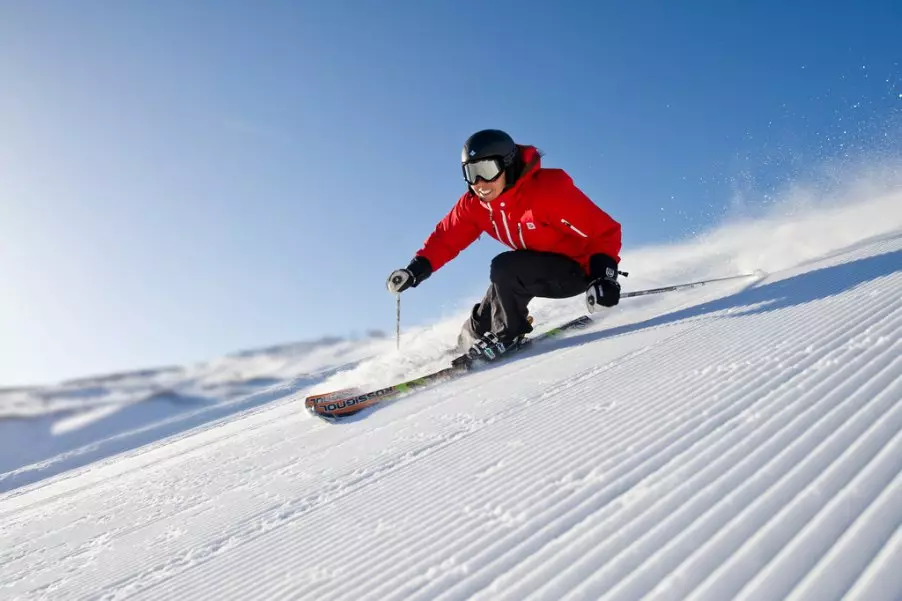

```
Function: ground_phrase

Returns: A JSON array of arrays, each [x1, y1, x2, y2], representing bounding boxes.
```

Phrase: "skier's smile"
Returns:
[[472, 171, 506, 203]]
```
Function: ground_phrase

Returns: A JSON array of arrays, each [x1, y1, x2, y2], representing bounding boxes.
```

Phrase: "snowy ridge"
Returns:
[[0, 334, 390, 491], [1, 184, 901, 599]]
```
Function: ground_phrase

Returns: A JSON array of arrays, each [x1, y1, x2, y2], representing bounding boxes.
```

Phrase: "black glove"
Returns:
[[585, 254, 620, 312], [386, 256, 433, 294]]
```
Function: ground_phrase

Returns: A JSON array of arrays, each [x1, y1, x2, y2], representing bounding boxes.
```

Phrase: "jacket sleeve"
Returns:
[[541, 169, 622, 263], [415, 194, 483, 272]]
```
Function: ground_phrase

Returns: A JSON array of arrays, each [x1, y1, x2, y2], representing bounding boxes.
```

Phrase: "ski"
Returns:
[[304, 364, 467, 421], [304, 315, 593, 421], [305, 271, 764, 421]]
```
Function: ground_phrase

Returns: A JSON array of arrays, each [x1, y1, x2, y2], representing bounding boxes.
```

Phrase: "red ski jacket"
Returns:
[[416, 146, 622, 276]]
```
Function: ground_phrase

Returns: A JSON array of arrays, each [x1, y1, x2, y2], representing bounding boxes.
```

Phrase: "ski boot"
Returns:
[[467, 331, 527, 362], [452, 317, 534, 368]]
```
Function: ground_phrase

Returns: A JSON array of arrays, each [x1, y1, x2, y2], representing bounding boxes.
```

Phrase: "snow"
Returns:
[[1, 179, 901, 599], [0, 336, 390, 491]]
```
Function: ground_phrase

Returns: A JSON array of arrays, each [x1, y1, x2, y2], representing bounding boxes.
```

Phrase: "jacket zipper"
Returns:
[[483, 201, 526, 250], [484, 204, 504, 244], [561, 218, 588, 238], [500, 210, 519, 249], [492, 220, 503, 243]]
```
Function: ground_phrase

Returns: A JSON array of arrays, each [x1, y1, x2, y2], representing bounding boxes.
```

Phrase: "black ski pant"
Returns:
[[460, 250, 589, 348]]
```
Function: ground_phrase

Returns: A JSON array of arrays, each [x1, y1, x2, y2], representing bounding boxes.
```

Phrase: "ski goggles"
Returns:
[[462, 158, 504, 185]]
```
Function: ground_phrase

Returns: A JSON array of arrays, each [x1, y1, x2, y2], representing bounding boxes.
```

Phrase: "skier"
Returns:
[[387, 129, 622, 361]]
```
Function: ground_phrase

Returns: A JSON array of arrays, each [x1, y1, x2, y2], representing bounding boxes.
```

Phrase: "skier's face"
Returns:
[[471, 171, 506, 203]]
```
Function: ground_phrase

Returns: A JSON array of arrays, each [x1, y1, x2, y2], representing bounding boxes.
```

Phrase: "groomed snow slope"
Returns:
[[1, 188, 901, 600]]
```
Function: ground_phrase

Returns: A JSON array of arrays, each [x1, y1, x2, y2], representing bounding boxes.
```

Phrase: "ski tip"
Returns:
[[305, 400, 363, 422], [304, 387, 360, 404], [304, 387, 361, 418]]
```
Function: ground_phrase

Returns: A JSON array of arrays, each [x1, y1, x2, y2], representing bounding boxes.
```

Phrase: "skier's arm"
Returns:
[[542, 170, 622, 266], [414, 197, 482, 272]]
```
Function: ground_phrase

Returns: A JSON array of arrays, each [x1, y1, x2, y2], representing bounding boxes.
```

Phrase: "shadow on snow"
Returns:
[[544, 244, 902, 357]]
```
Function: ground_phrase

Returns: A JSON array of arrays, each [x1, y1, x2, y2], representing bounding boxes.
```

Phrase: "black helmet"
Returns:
[[461, 129, 522, 186], [461, 129, 516, 165]]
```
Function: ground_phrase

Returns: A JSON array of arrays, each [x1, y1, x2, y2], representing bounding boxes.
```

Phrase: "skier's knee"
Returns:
[[489, 251, 520, 284]]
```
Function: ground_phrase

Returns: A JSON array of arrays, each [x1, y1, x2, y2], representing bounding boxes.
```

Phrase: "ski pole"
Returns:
[[623, 271, 763, 299], [395, 293, 401, 350]]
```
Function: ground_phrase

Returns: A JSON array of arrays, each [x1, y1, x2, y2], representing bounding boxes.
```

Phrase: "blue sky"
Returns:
[[1, 1, 900, 385]]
